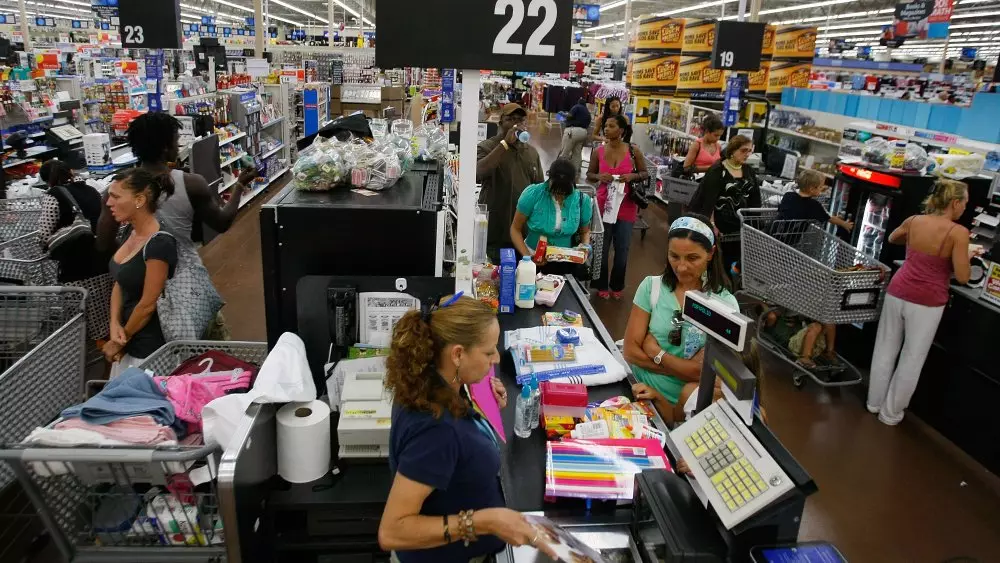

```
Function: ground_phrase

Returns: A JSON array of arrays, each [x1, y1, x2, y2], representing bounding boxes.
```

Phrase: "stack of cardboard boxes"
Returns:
[[330, 86, 407, 119]]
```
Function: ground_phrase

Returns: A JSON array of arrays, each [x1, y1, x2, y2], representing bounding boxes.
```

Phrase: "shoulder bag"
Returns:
[[46, 187, 94, 260], [627, 144, 650, 209], [143, 232, 224, 341]]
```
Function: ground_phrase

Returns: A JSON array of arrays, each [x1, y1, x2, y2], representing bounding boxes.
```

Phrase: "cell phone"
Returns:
[[749, 542, 846, 563]]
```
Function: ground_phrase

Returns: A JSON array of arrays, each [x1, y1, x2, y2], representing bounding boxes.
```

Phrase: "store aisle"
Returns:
[[200, 123, 1000, 563]]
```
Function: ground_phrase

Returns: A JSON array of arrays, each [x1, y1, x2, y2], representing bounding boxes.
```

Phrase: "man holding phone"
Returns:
[[477, 103, 544, 250]]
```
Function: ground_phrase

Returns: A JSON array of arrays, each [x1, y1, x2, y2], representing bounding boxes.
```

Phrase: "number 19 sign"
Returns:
[[376, 0, 572, 73], [118, 0, 183, 49]]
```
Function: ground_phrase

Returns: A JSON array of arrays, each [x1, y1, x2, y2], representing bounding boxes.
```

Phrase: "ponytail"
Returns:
[[923, 179, 967, 214], [385, 296, 497, 418], [111, 168, 175, 212]]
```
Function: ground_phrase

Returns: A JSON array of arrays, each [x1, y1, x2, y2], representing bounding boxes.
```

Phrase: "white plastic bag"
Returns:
[[202, 332, 317, 448]]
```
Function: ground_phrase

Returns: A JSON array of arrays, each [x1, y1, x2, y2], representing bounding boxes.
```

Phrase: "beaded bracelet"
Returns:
[[443, 514, 451, 544]]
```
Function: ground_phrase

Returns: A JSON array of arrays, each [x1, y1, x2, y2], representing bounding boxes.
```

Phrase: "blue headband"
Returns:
[[669, 217, 715, 246]]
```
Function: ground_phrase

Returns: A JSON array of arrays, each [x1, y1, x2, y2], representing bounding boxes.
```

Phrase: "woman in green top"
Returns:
[[623, 213, 738, 421], [510, 158, 593, 275]]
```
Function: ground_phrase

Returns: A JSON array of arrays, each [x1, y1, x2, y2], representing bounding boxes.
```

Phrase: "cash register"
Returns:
[[633, 290, 818, 562]]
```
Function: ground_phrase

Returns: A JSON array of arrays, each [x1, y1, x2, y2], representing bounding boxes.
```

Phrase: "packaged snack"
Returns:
[[545, 246, 587, 264]]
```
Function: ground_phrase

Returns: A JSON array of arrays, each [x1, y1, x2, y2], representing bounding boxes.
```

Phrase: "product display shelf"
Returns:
[[770, 126, 841, 147], [240, 166, 290, 209], [261, 144, 285, 159], [219, 131, 247, 147], [221, 153, 246, 168]]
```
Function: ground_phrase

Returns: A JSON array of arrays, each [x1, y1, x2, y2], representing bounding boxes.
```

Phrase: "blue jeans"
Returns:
[[595, 220, 634, 292]]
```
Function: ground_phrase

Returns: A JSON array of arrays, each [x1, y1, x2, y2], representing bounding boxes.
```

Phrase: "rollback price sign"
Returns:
[[376, 0, 572, 73]]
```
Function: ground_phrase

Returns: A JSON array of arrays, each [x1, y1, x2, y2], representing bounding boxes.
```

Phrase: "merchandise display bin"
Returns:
[[0, 340, 268, 562], [0, 231, 58, 286], [0, 197, 46, 242], [738, 208, 891, 325]]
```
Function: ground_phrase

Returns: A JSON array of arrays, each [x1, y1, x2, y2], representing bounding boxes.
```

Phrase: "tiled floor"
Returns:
[[199, 125, 1000, 562]]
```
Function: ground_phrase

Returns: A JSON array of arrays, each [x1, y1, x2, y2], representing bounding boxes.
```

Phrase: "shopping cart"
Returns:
[[0, 287, 86, 561], [0, 231, 58, 286], [737, 208, 891, 388], [0, 340, 268, 563], [0, 197, 46, 243]]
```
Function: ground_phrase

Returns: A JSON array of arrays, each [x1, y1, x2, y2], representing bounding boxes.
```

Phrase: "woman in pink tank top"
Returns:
[[868, 180, 975, 426], [682, 115, 724, 174]]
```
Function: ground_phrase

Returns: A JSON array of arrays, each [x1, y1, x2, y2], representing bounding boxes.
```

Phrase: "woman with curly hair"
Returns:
[[378, 296, 556, 563]]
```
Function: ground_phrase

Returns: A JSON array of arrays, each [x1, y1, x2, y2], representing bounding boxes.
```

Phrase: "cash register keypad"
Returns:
[[682, 414, 769, 512]]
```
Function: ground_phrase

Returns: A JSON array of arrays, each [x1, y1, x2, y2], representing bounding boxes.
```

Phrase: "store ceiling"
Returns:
[[4, 0, 377, 29]]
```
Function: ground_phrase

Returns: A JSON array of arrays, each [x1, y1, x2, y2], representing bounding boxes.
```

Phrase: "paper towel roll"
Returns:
[[277, 400, 331, 483]]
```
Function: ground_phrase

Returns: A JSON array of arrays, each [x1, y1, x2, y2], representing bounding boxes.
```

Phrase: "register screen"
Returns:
[[759, 544, 845, 563]]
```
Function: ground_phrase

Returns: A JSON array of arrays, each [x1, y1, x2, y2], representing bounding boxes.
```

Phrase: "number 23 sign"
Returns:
[[376, 0, 572, 73], [118, 0, 183, 49]]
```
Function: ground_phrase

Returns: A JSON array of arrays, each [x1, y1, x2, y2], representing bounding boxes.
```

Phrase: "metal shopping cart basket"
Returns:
[[0, 340, 268, 563], [0, 287, 86, 560], [0, 231, 58, 286], [0, 197, 46, 243], [737, 208, 891, 388]]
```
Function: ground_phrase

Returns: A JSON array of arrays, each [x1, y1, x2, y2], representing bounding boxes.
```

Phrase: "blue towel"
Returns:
[[61, 368, 176, 427]]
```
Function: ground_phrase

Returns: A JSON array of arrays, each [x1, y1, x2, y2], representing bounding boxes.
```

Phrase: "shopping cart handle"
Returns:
[[12, 443, 219, 463]]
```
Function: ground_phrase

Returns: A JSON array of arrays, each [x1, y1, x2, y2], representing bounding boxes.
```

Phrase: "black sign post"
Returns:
[[375, 0, 572, 73], [118, 0, 183, 49], [711, 21, 766, 71]]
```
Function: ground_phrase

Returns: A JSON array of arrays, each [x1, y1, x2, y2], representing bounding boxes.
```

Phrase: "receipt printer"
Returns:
[[338, 372, 392, 459]]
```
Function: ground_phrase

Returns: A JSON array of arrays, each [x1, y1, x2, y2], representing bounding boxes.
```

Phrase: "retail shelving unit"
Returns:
[[302, 83, 331, 137]]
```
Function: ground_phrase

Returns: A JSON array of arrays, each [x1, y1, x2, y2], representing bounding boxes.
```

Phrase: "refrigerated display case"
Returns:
[[830, 164, 935, 367], [829, 164, 935, 266]]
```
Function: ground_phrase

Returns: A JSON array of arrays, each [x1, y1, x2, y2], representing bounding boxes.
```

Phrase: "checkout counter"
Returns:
[[217, 269, 818, 563]]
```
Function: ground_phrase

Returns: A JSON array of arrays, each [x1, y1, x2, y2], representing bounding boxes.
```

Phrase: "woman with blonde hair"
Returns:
[[379, 295, 556, 562], [868, 180, 976, 426]]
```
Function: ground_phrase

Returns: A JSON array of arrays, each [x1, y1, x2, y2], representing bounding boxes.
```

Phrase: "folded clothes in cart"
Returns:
[[504, 326, 626, 386], [61, 368, 176, 428]]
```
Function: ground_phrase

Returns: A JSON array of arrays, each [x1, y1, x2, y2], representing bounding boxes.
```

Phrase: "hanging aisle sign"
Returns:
[[118, 0, 183, 49], [376, 0, 572, 73], [711, 21, 766, 71]]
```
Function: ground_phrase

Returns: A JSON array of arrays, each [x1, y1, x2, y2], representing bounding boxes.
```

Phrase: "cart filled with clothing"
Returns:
[[0, 340, 268, 562], [737, 207, 891, 388]]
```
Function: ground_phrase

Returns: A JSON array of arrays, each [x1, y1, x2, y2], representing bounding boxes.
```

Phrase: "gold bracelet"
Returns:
[[500, 140, 510, 151]]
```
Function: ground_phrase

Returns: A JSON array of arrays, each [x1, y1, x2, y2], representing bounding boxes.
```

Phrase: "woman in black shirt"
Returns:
[[37, 159, 105, 281], [102, 169, 178, 370], [689, 135, 761, 273]]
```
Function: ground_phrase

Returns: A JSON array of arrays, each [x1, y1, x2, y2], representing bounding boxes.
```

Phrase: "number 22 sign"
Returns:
[[376, 0, 572, 73]]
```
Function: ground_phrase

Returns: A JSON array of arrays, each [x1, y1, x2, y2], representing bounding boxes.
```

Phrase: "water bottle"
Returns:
[[514, 385, 533, 438], [529, 376, 541, 429], [517, 130, 531, 144]]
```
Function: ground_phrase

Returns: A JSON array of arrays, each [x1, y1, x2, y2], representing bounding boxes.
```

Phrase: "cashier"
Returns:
[[379, 296, 557, 562], [509, 158, 593, 275], [623, 215, 739, 423], [477, 103, 544, 250]]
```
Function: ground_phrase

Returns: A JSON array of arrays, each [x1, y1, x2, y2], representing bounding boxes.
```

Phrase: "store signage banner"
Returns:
[[980, 262, 1000, 308], [893, 0, 952, 40], [91, 0, 119, 25], [376, 0, 573, 73], [119, 0, 182, 49], [35, 53, 60, 70], [441, 68, 455, 123], [572, 4, 599, 29]]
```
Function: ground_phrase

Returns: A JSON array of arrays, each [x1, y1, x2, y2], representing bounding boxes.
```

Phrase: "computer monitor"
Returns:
[[190, 135, 222, 188], [194, 44, 227, 72]]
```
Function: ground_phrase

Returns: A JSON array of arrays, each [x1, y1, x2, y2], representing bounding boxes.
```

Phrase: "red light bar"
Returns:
[[837, 164, 902, 189]]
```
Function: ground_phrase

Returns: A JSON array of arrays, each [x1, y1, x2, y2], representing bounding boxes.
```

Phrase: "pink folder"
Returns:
[[470, 367, 507, 443]]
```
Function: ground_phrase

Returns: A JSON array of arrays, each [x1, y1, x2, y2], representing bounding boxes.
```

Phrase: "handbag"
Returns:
[[143, 232, 224, 341], [627, 144, 650, 209], [46, 187, 94, 260]]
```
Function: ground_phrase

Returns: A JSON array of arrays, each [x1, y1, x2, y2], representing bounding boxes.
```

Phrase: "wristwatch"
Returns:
[[653, 350, 666, 365]]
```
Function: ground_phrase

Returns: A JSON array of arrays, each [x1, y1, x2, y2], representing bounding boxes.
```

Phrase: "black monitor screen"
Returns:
[[190, 135, 222, 187]]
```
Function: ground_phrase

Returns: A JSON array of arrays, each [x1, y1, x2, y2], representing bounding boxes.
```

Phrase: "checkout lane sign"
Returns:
[[980, 262, 1000, 307], [376, 0, 573, 73]]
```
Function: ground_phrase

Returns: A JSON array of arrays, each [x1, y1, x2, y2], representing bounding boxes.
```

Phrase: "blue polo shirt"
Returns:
[[389, 401, 505, 563]]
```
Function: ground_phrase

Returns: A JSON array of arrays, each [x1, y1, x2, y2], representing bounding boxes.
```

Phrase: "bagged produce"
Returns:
[[862, 137, 891, 167]]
